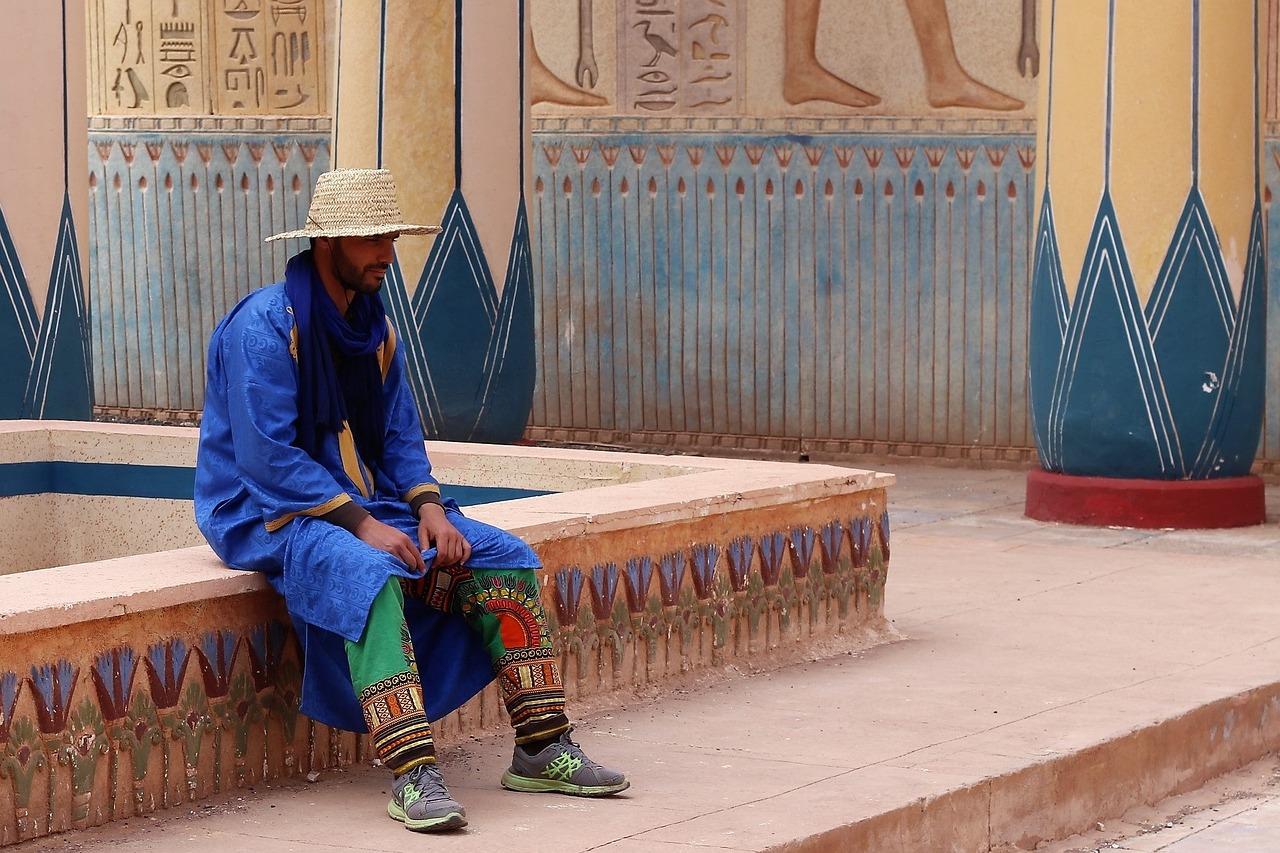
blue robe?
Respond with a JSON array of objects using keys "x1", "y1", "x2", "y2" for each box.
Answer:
[{"x1": 194, "y1": 280, "x2": 539, "y2": 731}]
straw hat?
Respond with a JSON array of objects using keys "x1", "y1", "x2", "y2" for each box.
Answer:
[{"x1": 265, "y1": 168, "x2": 442, "y2": 242}]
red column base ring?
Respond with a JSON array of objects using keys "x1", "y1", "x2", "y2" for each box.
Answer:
[{"x1": 1025, "y1": 469, "x2": 1267, "y2": 529}]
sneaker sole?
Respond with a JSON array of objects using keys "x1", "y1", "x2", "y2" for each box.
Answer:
[
  {"x1": 386, "y1": 800, "x2": 468, "y2": 832},
  {"x1": 500, "y1": 770, "x2": 630, "y2": 797}
]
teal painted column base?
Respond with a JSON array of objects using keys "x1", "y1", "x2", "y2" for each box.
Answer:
[{"x1": 1024, "y1": 469, "x2": 1266, "y2": 530}]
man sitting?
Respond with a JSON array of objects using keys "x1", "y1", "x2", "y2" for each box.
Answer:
[{"x1": 194, "y1": 168, "x2": 628, "y2": 833}]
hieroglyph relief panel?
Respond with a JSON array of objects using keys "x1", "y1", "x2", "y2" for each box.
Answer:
[
  {"x1": 87, "y1": 0, "x2": 326, "y2": 116},
  {"x1": 619, "y1": 0, "x2": 743, "y2": 114},
  {"x1": 535, "y1": 0, "x2": 1035, "y2": 118}
]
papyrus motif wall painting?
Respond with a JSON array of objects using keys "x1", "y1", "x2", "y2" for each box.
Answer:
[
  {"x1": 85, "y1": 0, "x2": 330, "y2": 418},
  {"x1": 0, "y1": 2, "x2": 93, "y2": 420},
  {"x1": 527, "y1": 0, "x2": 1044, "y2": 458}
]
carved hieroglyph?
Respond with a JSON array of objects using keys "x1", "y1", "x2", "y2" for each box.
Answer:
[
  {"x1": 618, "y1": 0, "x2": 743, "y2": 114},
  {"x1": 87, "y1": 0, "x2": 326, "y2": 116}
]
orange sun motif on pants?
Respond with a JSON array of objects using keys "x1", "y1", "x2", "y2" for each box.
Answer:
[{"x1": 489, "y1": 600, "x2": 546, "y2": 651}]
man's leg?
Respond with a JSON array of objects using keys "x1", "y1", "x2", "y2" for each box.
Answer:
[
  {"x1": 409, "y1": 562, "x2": 629, "y2": 796},
  {"x1": 345, "y1": 578, "x2": 467, "y2": 832}
]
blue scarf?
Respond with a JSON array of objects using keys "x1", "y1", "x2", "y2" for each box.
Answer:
[{"x1": 283, "y1": 250, "x2": 388, "y2": 467}]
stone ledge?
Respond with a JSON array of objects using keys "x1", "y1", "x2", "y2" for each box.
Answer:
[
  {"x1": 0, "y1": 421, "x2": 895, "y2": 846},
  {"x1": 0, "y1": 546, "x2": 258, "y2": 635}
]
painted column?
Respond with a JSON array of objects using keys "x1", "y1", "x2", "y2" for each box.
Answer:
[
  {"x1": 1027, "y1": 0, "x2": 1267, "y2": 527},
  {"x1": 0, "y1": 2, "x2": 92, "y2": 419},
  {"x1": 333, "y1": 0, "x2": 535, "y2": 443}
]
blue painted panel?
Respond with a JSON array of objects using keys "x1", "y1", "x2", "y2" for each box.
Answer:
[
  {"x1": 1028, "y1": 191, "x2": 1068, "y2": 470},
  {"x1": 0, "y1": 461, "x2": 550, "y2": 506},
  {"x1": 527, "y1": 130, "x2": 1280, "y2": 467},
  {"x1": 0, "y1": 201, "x2": 37, "y2": 419},
  {"x1": 574, "y1": 152, "x2": 606, "y2": 432},
  {"x1": 472, "y1": 197, "x2": 537, "y2": 444},
  {"x1": 1146, "y1": 189, "x2": 1235, "y2": 473},
  {"x1": 1194, "y1": 206, "x2": 1267, "y2": 477},
  {"x1": 1049, "y1": 194, "x2": 1179, "y2": 478},
  {"x1": 1009, "y1": 158, "x2": 1036, "y2": 450},
  {"x1": 941, "y1": 165, "x2": 968, "y2": 447},
  {"x1": 411, "y1": 187, "x2": 535, "y2": 443},
  {"x1": 25, "y1": 194, "x2": 92, "y2": 419}
]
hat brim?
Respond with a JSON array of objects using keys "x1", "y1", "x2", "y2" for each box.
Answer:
[{"x1": 264, "y1": 223, "x2": 443, "y2": 242}]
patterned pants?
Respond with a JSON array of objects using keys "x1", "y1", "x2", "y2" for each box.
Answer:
[{"x1": 345, "y1": 565, "x2": 568, "y2": 774}]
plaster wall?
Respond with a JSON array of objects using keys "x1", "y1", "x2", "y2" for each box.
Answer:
[
  {"x1": 0, "y1": 495, "x2": 196, "y2": 575},
  {"x1": 49, "y1": 1, "x2": 1280, "y2": 471}
]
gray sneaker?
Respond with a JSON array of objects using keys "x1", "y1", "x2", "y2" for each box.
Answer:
[
  {"x1": 501, "y1": 728, "x2": 630, "y2": 797},
  {"x1": 386, "y1": 763, "x2": 467, "y2": 832}
]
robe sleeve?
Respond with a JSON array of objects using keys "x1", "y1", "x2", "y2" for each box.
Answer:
[
  {"x1": 221, "y1": 300, "x2": 365, "y2": 533},
  {"x1": 377, "y1": 323, "x2": 443, "y2": 517}
]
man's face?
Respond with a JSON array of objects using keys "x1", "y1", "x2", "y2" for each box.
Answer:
[{"x1": 324, "y1": 234, "x2": 399, "y2": 295}]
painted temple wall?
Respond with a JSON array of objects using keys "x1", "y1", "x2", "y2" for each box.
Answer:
[
  {"x1": 525, "y1": 0, "x2": 1280, "y2": 468},
  {"x1": 83, "y1": 0, "x2": 333, "y2": 418},
  {"x1": 529, "y1": 0, "x2": 1044, "y2": 461},
  {"x1": 21, "y1": 0, "x2": 1278, "y2": 469}
]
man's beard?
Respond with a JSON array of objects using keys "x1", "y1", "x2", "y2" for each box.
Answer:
[{"x1": 330, "y1": 249, "x2": 387, "y2": 297}]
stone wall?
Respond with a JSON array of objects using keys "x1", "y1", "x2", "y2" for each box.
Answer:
[{"x1": 0, "y1": 425, "x2": 893, "y2": 845}]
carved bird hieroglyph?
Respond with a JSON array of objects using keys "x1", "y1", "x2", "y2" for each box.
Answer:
[{"x1": 633, "y1": 20, "x2": 678, "y2": 67}]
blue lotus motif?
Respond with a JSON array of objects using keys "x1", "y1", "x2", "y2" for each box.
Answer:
[
  {"x1": 726, "y1": 536, "x2": 754, "y2": 592},
  {"x1": 145, "y1": 638, "x2": 190, "y2": 710},
  {"x1": 658, "y1": 551, "x2": 686, "y2": 607},
  {"x1": 91, "y1": 647, "x2": 139, "y2": 722},
  {"x1": 553, "y1": 567, "x2": 585, "y2": 626},
  {"x1": 689, "y1": 544, "x2": 720, "y2": 600},
  {"x1": 30, "y1": 659, "x2": 78, "y2": 734},
  {"x1": 624, "y1": 556, "x2": 654, "y2": 613},
  {"x1": 787, "y1": 527, "x2": 816, "y2": 579},
  {"x1": 197, "y1": 630, "x2": 240, "y2": 699},
  {"x1": 589, "y1": 563, "x2": 619, "y2": 620},
  {"x1": 248, "y1": 621, "x2": 288, "y2": 693},
  {"x1": 758, "y1": 532, "x2": 787, "y2": 586},
  {"x1": 817, "y1": 521, "x2": 843, "y2": 574},
  {"x1": 1, "y1": 670, "x2": 22, "y2": 742}
]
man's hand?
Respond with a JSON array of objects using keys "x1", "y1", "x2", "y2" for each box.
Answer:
[
  {"x1": 353, "y1": 515, "x2": 427, "y2": 574},
  {"x1": 418, "y1": 503, "x2": 472, "y2": 567}
]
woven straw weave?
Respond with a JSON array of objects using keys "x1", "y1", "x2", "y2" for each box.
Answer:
[{"x1": 266, "y1": 169, "x2": 441, "y2": 242}]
